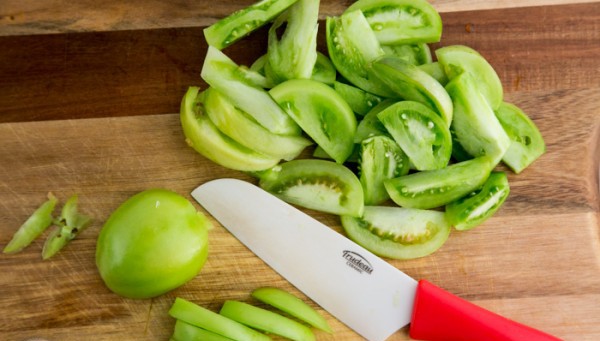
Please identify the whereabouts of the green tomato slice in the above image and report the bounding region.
[180,86,280,171]
[203,0,298,50]
[384,156,493,209]
[435,45,503,110]
[201,46,301,135]
[341,205,451,259]
[252,287,332,333]
[445,171,510,231]
[346,0,442,45]
[3,193,57,254]
[42,194,92,260]
[220,300,315,341]
[359,135,410,205]
[172,320,236,341]
[310,52,336,85]
[495,102,546,173]
[378,100,452,171]
[169,298,270,341]
[418,62,449,86]
[259,159,364,217]
[269,79,357,163]
[333,81,384,116]
[445,72,510,165]
[204,88,312,161]
[354,99,395,143]
[381,43,432,66]
[369,56,453,126]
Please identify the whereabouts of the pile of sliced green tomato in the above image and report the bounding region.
[168,287,332,341]
[182,0,546,260]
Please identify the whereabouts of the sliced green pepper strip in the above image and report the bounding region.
[203,0,298,50]
[42,195,92,260]
[445,171,510,231]
[220,300,315,341]
[3,193,57,254]
[172,320,236,341]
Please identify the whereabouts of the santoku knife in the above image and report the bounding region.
[191,178,561,341]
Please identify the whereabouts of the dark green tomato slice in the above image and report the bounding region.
[495,102,546,173]
[384,156,493,209]
[259,159,364,217]
[445,171,510,231]
[172,320,236,341]
[180,87,280,171]
[203,0,298,50]
[354,99,395,143]
[341,205,451,259]
[445,72,510,166]
[381,43,432,66]
[346,0,442,45]
[325,14,395,97]
[378,101,452,171]
[333,81,384,116]
[220,300,315,341]
[435,45,503,110]
[369,56,453,126]
[3,193,57,254]
[418,62,448,86]
[269,79,357,163]
[204,88,312,161]
[201,46,301,135]
[359,135,410,205]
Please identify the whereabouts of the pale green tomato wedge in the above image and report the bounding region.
[169,298,271,341]
[333,81,384,116]
[3,193,57,254]
[201,46,301,135]
[220,300,315,341]
[42,194,92,260]
[203,0,298,50]
[269,79,357,163]
[341,205,451,260]
[418,62,449,86]
[369,56,453,126]
[381,43,432,66]
[204,88,312,161]
[310,52,336,85]
[172,320,236,341]
[435,45,503,110]
[445,72,510,165]
[359,135,410,205]
[346,0,442,45]
[354,99,395,143]
[267,0,319,83]
[180,86,280,171]
[252,287,333,333]
[495,102,546,173]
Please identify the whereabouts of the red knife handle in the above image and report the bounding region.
[409,280,562,341]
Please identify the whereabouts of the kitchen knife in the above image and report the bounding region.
[191,178,561,341]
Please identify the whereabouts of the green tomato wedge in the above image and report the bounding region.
[435,45,503,110]
[446,171,510,231]
[346,0,442,45]
[220,300,315,341]
[203,0,298,50]
[310,52,336,85]
[495,102,546,173]
[341,205,451,259]
[354,99,395,143]
[333,81,384,116]
[267,0,319,83]
[418,62,449,86]
[42,194,92,260]
[381,43,432,66]
[251,52,335,87]
[269,79,357,163]
[369,56,453,126]
[169,298,270,341]
[384,156,493,209]
[259,159,364,217]
[359,135,410,205]
[3,193,57,254]
[204,88,312,161]
[180,86,280,171]
[252,287,332,333]
[201,46,301,136]
[445,72,510,165]
[172,320,236,341]
[378,101,452,171]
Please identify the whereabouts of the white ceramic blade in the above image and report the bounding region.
[192,178,418,341]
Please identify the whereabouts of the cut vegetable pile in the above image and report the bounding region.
[182,0,545,260]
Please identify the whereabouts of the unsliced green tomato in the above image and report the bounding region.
[341,205,451,259]
[96,189,210,299]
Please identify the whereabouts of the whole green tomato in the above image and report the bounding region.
[96,189,210,299]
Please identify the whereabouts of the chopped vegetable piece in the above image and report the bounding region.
[418,62,448,85]
[220,300,315,341]
[42,194,92,259]
[381,43,432,66]
[3,193,57,254]
[333,81,384,116]
[172,320,236,341]
[310,52,336,85]
[354,99,395,143]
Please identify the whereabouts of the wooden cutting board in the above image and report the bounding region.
[1,1,599,340]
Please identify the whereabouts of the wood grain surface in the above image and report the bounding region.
[1,1,599,341]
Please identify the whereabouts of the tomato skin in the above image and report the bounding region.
[96,189,210,299]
